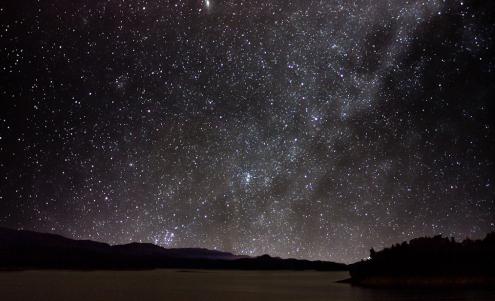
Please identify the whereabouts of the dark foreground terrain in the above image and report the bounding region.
[1,270,494,301]
[348,232,495,288]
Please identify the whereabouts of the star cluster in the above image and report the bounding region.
[0,0,494,263]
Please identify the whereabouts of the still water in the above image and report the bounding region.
[0,270,493,301]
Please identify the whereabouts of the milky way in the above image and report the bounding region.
[1,0,494,263]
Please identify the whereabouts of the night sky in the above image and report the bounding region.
[1,0,494,263]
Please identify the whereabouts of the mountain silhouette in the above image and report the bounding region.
[0,227,346,271]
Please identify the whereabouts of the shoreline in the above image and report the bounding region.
[341,276,495,289]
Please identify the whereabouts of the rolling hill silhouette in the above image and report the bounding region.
[0,227,346,271]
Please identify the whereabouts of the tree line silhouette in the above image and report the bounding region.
[349,232,495,287]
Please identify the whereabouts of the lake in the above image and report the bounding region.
[0,270,493,301]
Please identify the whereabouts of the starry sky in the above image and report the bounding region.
[0,0,494,263]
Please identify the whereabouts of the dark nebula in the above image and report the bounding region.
[0,0,494,263]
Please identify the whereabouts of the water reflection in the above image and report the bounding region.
[0,270,493,301]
